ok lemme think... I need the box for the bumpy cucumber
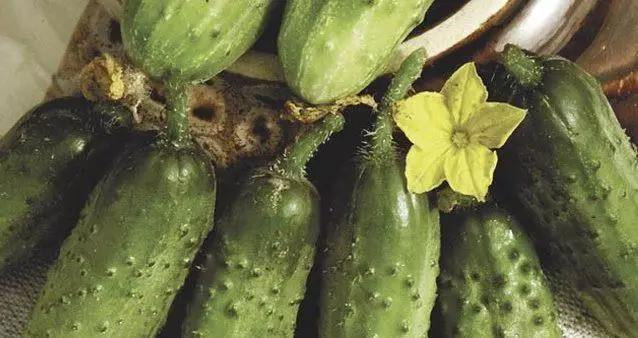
[121,0,277,83]
[437,204,561,338]
[278,0,435,104]
[23,84,216,337]
[0,97,132,272]
[182,113,344,337]
[488,44,638,336]
[319,49,441,337]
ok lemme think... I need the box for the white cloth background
[0,0,89,136]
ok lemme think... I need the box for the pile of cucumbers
[1,1,637,337]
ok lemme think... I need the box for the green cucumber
[319,49,441,337]
[121,0,277,83]
[23,83,216,337]
[437,204,561,338]
[488,44,638,336]
[278,0,435,104]
[0,97,132,272]
[182,113,344,337]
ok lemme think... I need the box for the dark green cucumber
[488,44,638,336]
[121,0,277,83]
[319,49,441,337]
[23,83,216,337]
[182,113,344,337]
[437,204,561,338]
[278,0,435,104]
[0,97,132,271]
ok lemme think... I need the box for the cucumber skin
[437,205,561,338]
[121,0,276,83]
[0,97,132,272]
[489,57,638,336]
[182,168,319,337]
[319,159,440,337]
[278,0,434,104]
[23,136,216,338]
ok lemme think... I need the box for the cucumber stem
[500,44,543,88]
[371,48,427,158]
[164,79,191,146]
[274,113,345,179]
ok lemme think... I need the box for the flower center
[451,131,470,148]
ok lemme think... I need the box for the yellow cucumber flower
[393,62,526,201]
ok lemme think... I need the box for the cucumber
[278,0,435,104]
[182,113,344,337]
[121,0,277,83]
[488,44,638,336]
[437,204,561,338]
[23,83,216,337]
[0,97,132,272]
[319,49,441,337]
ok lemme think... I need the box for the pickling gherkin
[182,114,345,337]
[319,49,441,337]
[278,0,435,104]
[488,44,638,337]
[0,97,132,272]
[437,204,561,338]
[23,85,217,338]
[121,0,277,83]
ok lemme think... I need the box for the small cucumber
[121,0,277,83]
[278,0,435,104]
[319,49,441,337]
[182,113,345,337]
[487,44,638,336]
[437,204,561,338]
[23,84,216,337]
[0,97,132,272]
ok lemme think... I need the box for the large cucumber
[319,49,440,337]
[121,0,277,83]
[182,113,344,337]
[278,0,435,104]
[488,44,638,336]
[0,97,132,272]
[437,204,561,338]
[23,84,216,337]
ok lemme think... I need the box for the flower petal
[405,143,453,194]
[443,144,497,201]
[393,92,453,147]
[465,102,527,149]
[440,62,488,125]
